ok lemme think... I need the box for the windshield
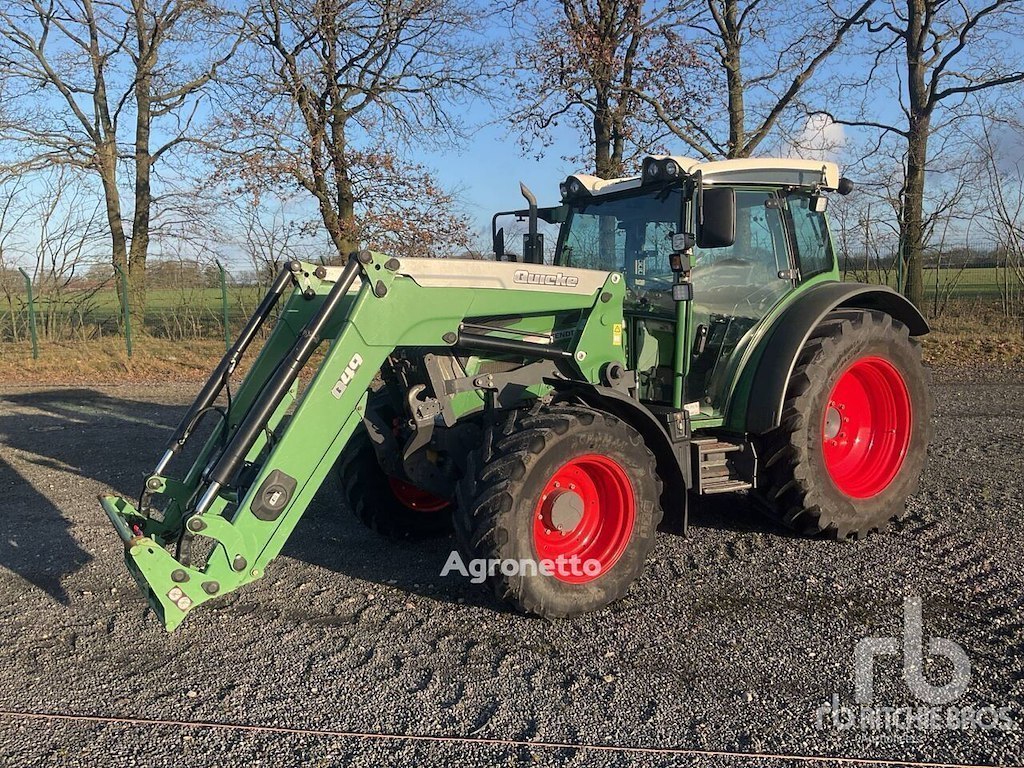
[557,188,683,294]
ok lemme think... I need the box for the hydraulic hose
[155,263,297,475]
[194,256,364,513]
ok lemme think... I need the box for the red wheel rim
[821,356,912,499]
[387,477,449,512]
[531,454,636,584]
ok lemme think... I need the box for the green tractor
[102,155,930,630]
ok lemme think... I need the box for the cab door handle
[692,324,709,356]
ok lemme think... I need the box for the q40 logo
[331,353,363,399]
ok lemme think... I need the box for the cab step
[701,478,754,495]
[692,437,755,495]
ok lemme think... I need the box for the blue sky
[6,0,1024,273]
[417,114,581,246]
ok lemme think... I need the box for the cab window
[693,189,789,285]
[686,188,795,413]
[559,188,681,277]
[787,195,834,279]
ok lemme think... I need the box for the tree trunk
[319,182,356,261]
[901,0,929,311]
[721,0,746,158]
[593,95,618,179]
[327,114,357,260]
[96,141,130,308]
[594,96,619,262]
[335,169,356,258]
[902,115,929,310]
[130,61,152,333]
[611,111,626,176]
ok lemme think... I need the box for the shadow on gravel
[0,456,89,604]
[284,489,513,613]
[0,389,183,492]
[688,493,795,537]
[0,389,184,603]
[0,386,803,611]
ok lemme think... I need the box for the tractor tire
[752,310,931,539]
[336,428,453,540]
[455,405,662,618]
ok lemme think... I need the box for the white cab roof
[567,156,841,197]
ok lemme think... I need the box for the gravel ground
[0,370,1021,767]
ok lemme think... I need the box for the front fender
[723,283,928,435]
[556,383,692,526]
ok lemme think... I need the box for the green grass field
[843,265,1020,299]
[0,285,266,343]
[0,267,1021,377]
[81,286,264,315]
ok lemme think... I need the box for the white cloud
[789,114,847,161]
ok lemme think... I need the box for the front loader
[102,156,931,630]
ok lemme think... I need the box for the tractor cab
[538,156,848,422]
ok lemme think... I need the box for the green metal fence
[0,265,264,357]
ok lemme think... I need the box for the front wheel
[456,405,663,618]
[753,310,931,539]
[336,428,453,540]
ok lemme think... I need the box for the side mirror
[697,187,736,249]
[493,227,505,258]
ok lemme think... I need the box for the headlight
[642,157,685,184]
[561,176,589,200]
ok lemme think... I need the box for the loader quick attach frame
[101,251,628,630]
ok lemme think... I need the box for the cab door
[621,214,680,404]
[685,187,796,415]
[557,189,684,404]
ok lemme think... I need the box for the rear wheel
[456,405,662,618]
[336,428,453,540]
[753,310,930,539]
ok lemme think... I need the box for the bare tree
[512,0,869,178]
[628,0,873,159]
[512,0,708,178]
[0,0,243,327]
[231,194,312,285]
[344,150,474,259]
[29,168,109,339]
[215,0,491,261]
[0,167,109,340]
[976,118,1024,320]
[818,0,1024,309]
[0,173,32,341]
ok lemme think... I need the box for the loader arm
[101,251,626,630]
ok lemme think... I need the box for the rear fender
[724,283,928,435]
